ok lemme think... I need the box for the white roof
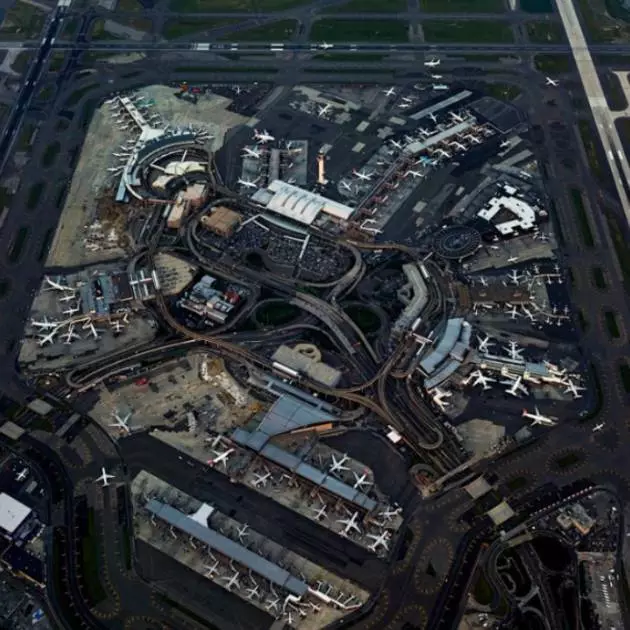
[0,493,31,534]
[477,195,538,234]
[262,180,354,225]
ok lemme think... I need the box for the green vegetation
[174,65,277,73]
[64,84,98,107]
[459,53,516,62]
[8,227,29,264]
[220,19,297,41]
[16,123,35,151]
[256,302,300,326]
[576,0,630,43]
[304,67,389,74]
[570,188,595,248]
[332,0,407,11]
[526,20,565,43]
[42,142,61,168]
[486,83,521,101]
[11,51,33,74]
[37,85,53,101]
[310,18,409,43]
[604,310,621,339]
[472,571,494,605]
[26,182,45,211]
[520,0,553,12]
[420,0,505,11]
[604,208,630,292]
[116,0,143,10]
[80,508,107,605]
[593,267,607,289]
[92,16,152,37]
[619,362,630,393]
[163,18,240,39]
[577,119,605,183]
[345,305,381,334]
[49,52,66,72]
[313,52,385,61]
[172,0,313,9]
[554,451,583,471]
[534,54,570,74]
[422,21,513,43]
[0,2,46,39]
[600,71,627,111]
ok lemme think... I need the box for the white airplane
[108,167,124,173]
[204,435,223,449]
[469,370,496,391]
[353,472,371,491]
[95,467,115,487]
[593,423,605,432]
[112,321,124,334]
[62,304,81,316]
[45,276,73,292]
[477,275,489,287]
[449,112,465,123]
[503,375,529,397]
[424,57,440,67]
[405,169,423,179]
[242,147,262,159]
[352,169,373,181]
[220,571,241,591]
[505,341,524,361]
[318,103,331,117]
[245,583,261,600]
[62,325,80,344]
[204,561,220,577]
[265,595,280,613]
[312,503,328,521]
[434,148,451,159]
[418,127,432,138]
[31,316,57,330]
[59,293,76,303]
[251,471,271,488]
[85,321,101,339]
[477,334,494,354]
[428,112,438,124]
[522,406,556,426]
[382,87,396,97]
[15,467,28,482]
[563,379,585,399]
[431,387,452,411]
[236,523,249,543]
[500,140,511,149]
[378,506,402,521]
[546,77,559,87]
[329,453,350,474]
[522,306,536,322]
[208,448,234,469]
[507,270,522,285]
[337,511,361,536]
[110,412,132,434]
[465,134,482,145]
[507,305,520,320]
[253,129,275,143]
[319,42,333,49]
[366,530,390,553]
[431,73,443,80]
[340,181,354,193]
[507,256,519,263]
[390,139,403,150]
[237,176,259,189]
[449,141,467,152]
[38,330,57,347]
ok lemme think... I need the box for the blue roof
[420,318,464,374]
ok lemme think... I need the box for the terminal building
[0,493,32,540]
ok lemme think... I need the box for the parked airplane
[378,506,402,521]
[265,596,280,613]
[204,561,220,577]
[15,468,28,482]
[340,181,354,193]
[428,112,438,124]
[353,471,371,491]
[522,406,556,426]
[251,471,271,488]
[337,511,361,536]
[469,370,496,391]
[38,330,57,347]
[434,148,451,159]
[477,275,489,287]
[45,276,73,292]
[431,387,452,411]
[208,448,234,469]
[95,467,115,487]
[237,176,259,189]
[418,127,432,138]
[204,435,223,449]
[449,141,467,152]
[242,147,262,159]
[382,87,396,97]
[59,293,76,303]
[507,256,519,263]
[500,140,511,149]
[593,423,605,432]
[449,112,465,123]
[465,134,482,144]
[110,412,132,434]
[319,42,333,49]
[112,321,124,334]
[62,304,81,316]
[312,503,328,521]
[85,321,101,339]
[430,74,442,80]
[318,103,331,117]
[507,306,520,320]
[402,97,412,104]
[220,571,241,591]
[424,57,440,67]
[253,128,275,143]
[366,530,390,553]
[329,453,350,474]
[507,270,522,285]
[546,77,559,87]
[31,316,57,330]
[505,340,524,361]
[236,523,249,543]
[521,306,536,322]
[503,375,529,397]
[245,583,261,600]
[352,169,374,181]
[405,170,423,179]
[390,139,403,150]
[62,325,80,344]
[563,378,585,399]
[477,334,494,354]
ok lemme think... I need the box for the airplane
[112,152,130,158]
[593,423,605,432]
[352,169,374,181]
[38,330,57,347]
[62,325,80,345]
[45,276,73,292]
[502,375,529,397]
[312,503,328,521]
[337,511,361,536]
[465,134,482,145]
[317,103,331,117]
[424,57,440,67]
[112,320,124,334]
[507,256,519,263]
[265,595,280,613]
[31,316,57,330]
[62,304,81,316]
[251,471,271,488]
[329,453,350,475]
[449,141,467,152]
[562,305,570,315]
[15,467,28,482]
[449,112,465,123]
[110,412,132,434]
[234,85,242,95]
[108,167,124,173]
[428,112,438,124]
[505,340,524,361]
[253,128,275,143]
[378,506,402,521]
[390,139,403,150]
[59,293,76,303]
[405,170,423,179]
[237,176,259,189]
[204,561,220,578]
[85,321,101,339]
[500,140,511,149]
[204,435,223,449]
[478,275,488,287]
[208,448,234,469]
[563,378,585,399]
[382,87,396,97]
[418,127,432,138]
[319,42,333,49]
[546,77,559,87]
[220,570,241,591]
[366,530,390,553]
[521,306,536,322]
[353,471,371,491]
[507,270,522,285]
[245,583,261,600]
[430,74,443,80]
[506,305,520,319]
[469,370,496,391]
[402,96,412,104]
[431,387,452,411]
[242,147,262,159]
[95,467,115,487]
[340,181,354,193]
[477,334,494,354]
[434,148,451,159]
[236,523,249,543]
[522,406,556,426]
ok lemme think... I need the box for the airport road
[119,433,387,592]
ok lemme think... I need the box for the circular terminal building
[432,225,482,260]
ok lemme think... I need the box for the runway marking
[414,537,454,595]
[545,447,588,476]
